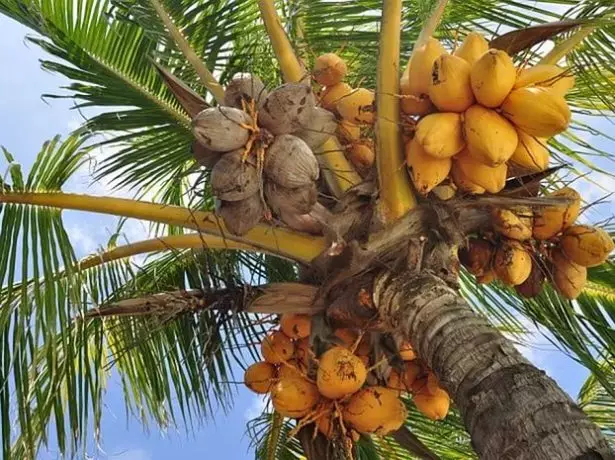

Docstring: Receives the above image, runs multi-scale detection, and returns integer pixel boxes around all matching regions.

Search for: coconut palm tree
[0,0,614,458]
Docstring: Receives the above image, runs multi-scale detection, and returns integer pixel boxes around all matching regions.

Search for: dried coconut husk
[211,150,260,201]
[264,135,319,188]
[259,83,316,135]
[192,106,253,152]
[265,181,317,216]
[295,108,337,150]
[191,141,222,168]
[224,73,268,109]
[218,193,265,236]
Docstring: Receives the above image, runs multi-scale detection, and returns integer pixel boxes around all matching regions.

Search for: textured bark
[373,270,614,460]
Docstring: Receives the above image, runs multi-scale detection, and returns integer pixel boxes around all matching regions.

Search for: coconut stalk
[376,0,417,222]
[539,25,597,65]
[256,0,361,198]
[149,0,225,104]
[0,192,325,263]
[415,0,449,49]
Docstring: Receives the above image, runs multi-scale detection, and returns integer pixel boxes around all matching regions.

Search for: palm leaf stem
[540,25,597,65]
[416,0,450,48]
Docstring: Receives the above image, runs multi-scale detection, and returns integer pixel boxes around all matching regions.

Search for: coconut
[406,138,452,196]
[244,361,277,394]
[492,208,533,241]
[264,181,317,216]
[316,346,367,399]
[313,53,348,86]
[560,225,614,268]
[454,150,508,194]
[336,88,375,124]
[337,120,361,142]
[510,130,550,172]
[294,107,337,149]
[501,87,571,138]
[271,375,320,418]
[192,106,253,152]
[278,360,305,380]
[191,141,222,168]
[333,329,370,355]
[463,105,518,166]
[432,184,457,201]
[316,410,336,439]
[224,73,268,109]
[261,331,295,364]
[476,269,497,284]
[514,64,575,95]
[515,260,546,299]
[400,87,433,116]
[458,238,494,277]
[413,387,450,420]
[210,150,260,201]
[218,193,265,236]
[293,337,313,372]
[470,49,516,108]
[387,361,422,393]
[398,341,416,361]
[264,134,319,188]
[533,187,581,240]
[259,83,316,135]
[550,249,587,299]
[454,32,489,65]
[280,313,312,340]
[348,141,375,171]
[403,37,447,97]
[320,82,352,111]
[450,163,486,195]
[494,240,533,286]
[429,55,475,112]
[342,386,407,435]
[415,112,465,159]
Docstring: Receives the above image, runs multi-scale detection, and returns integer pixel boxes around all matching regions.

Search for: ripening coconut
[224,73,268,109]
[454,150,508,194]
[414,387,450,420]
[406,137,452,195]
[337,120,361,142]
[463,105,519,167]
[336,88,375,124]
[387,361,422,393]
[191,141,222,169]
[550,249,587,299]
[342,386,407,435]
[399,341,416,361]
[476,269,497,284]
[334,328,370,355]
[293,337,313,372]
[211,150,260,201]
[264,181,317,217]
[510,130,550,172]
[429,55,475,112]
[560,225,614,267]
[458,238,495,277]
[264,135,319,188]
[278,360,305,380]
[515,260,546,299]
[450,161,486,195]
[316,410,336,439]
[261,331,294,364]
[470,49,517,108]
[294,107,337,149]
[415,112,466,159]
[454,32,489,66]
[320,82,352,111]
[244,361,277,394]
[313,53,348,86]
[533,187,581,240]
[317,346,367,399]
[259,83,316,135]
[192,106,253,152]
[494,240,533,286]
[403,37,447,97]
[492,208,533,241]
[217,194,265,236]
[280,313,312,339]
[271,375,321,418]
[348,141,375,171]
[514,64,575,96]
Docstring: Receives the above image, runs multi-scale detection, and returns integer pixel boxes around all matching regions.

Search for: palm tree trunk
[374,270,613,459]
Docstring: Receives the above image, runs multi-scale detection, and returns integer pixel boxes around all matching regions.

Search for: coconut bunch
[312,53,376,175]
[191,74,323,236]
[243,314,451,446]
[459,187,614,299]
[402,33,575,197]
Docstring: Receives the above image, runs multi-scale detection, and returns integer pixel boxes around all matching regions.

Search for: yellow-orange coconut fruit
[454,32,489,66]
[403,38,447,97]
[454,150,508,194]
[458,238,495,277]
[492,208,533,241]
[271,375,320,418]
[414,387,450,420]
[560,225,615,268]
[501,87,571,138]
[429,55,475,112]
[451,162,486,195]
[337,88,375,124]
[494,240,533,286]
[337,120,361,142]
[349,142,375,170]
[477,269,497,284]
[406,138,452,195]
[293,337,313,372]
[316,410,336,439]
[317,346,367,399]
[463,105,518,166]
[470,49,516,107]
[343,387,407,435]
[320,82,352,111]
[387,361,422,393]
[514,64,575,96]
[261,331,294,364]
[550,249,587,300]
[533,188,581,240]
[333,328,369,355]
[510,130,550,172]
[313,53,347,86]
[280,313,312,339]
[415,112,465,159]
[278,360,305,380]
[244,361,277,394]
[399,342,416,361]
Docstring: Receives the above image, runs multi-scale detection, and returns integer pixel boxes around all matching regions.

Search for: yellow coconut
[271,375,321,418]
[454,32,489,66]
[293,337,312,372]
[403,37,447,97]
[426,372,441,395]
[261,331,294,364]
[414,387,450,421]
[450,162,486,195]
[316,410,336,439]
[454,150,508,194]
[348,142,375,170]
[476,269,497,284]
[514,64,575,96]
[533,187,581,240]
[550,249,587,299]
[387,361,422,393]
[458,238,495,277]
[415,112,466,159]
[492,208,533,241]
[333,328,369,355]
[494,240,533,286]
[317,346,367,399]
[399,341,417,361]
[343,386,408,435]
[501,87,571,138]
[313,53,348,86]
[280,313,312,339]
[432,184,457,200]
[320,82,352,111]
[463,105,519,166]
[470,49,517,108]
[244,361,277,394]
[429,55,475,112]
[560,225,615,268]
[515,260,545,299]
[337,88,375,124]
[406,138,452,195]
[510,130,550,172]
[337,120,361,141]
[400,86,433,116]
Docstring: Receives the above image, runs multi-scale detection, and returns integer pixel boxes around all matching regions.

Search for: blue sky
[0,11,612,460]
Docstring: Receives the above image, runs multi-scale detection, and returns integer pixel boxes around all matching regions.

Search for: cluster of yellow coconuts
[460,186,614,299]
[243,313,451,442]
[402,32,574,197]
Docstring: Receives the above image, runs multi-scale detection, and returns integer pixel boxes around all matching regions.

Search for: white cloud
[244,396,269,422]
[66,223,98,254]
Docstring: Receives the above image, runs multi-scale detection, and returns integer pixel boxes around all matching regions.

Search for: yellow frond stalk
[0,192,325,263]
[539,25,597,65]
[376,0,417,223]
[416,0,449,49]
